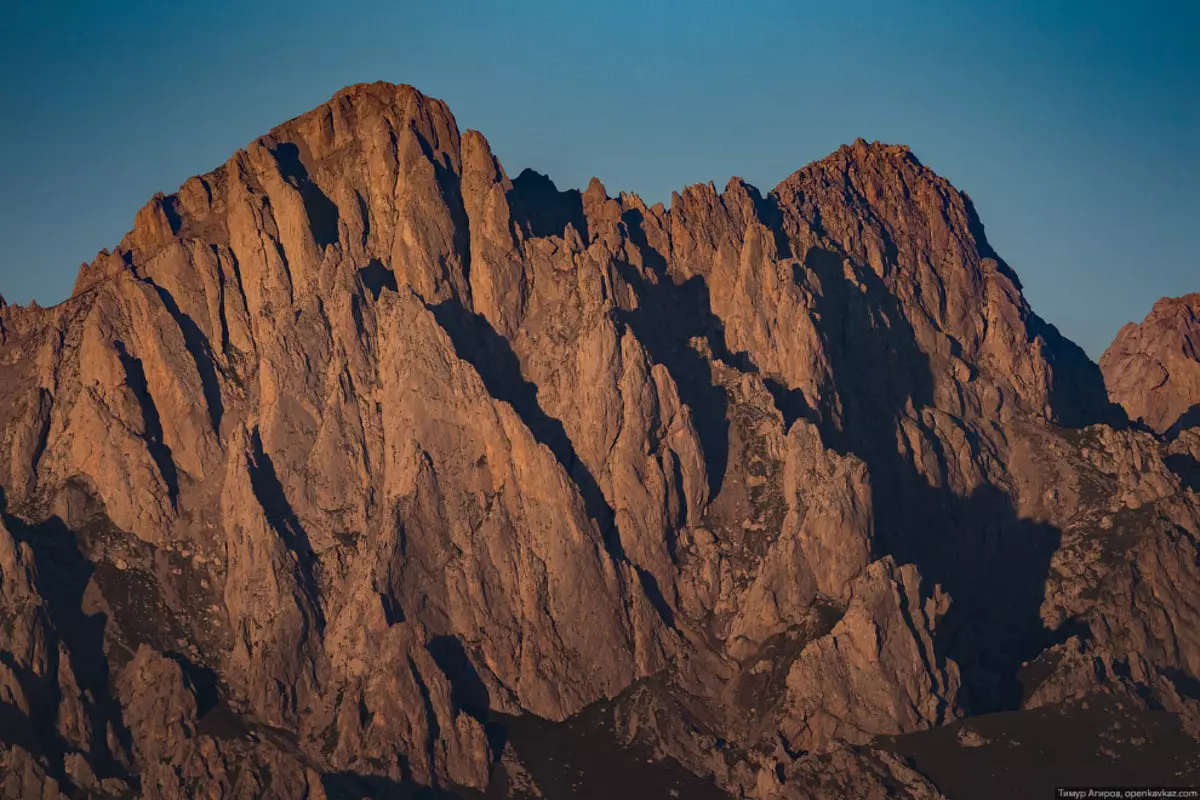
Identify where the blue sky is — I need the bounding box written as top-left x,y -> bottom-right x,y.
1,0 -> 1196,357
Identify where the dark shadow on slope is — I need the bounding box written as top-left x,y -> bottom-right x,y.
963,193 -> 1116,429
1162,667 -> 1200,701
429,299 -> 617,549
426,635 -> 509,757
427,637 -> 489,721
613,208 -> 758,499
160,195 -> 182,234
611,262 -> 731,499
508,169 -> 589,241
168,650 -> 251,743
762,377 -> 818,430
1167,404 -> 1200,440
1165,452 -> 1200,493
247,429 -> 324,630
429,299 -> 679,630
165,653 -> 220,718
593,201 -> 812,472
410,131 -> 474,295
113,340 -> 179,507
140,277 -> 224,433
408,657 -> 442,791
800,247 -> 935,425
248,429 -> 314,559
748,188 -> 795,262
636,567 -> 676,629
900,483 -> 1063,712
0,702 -> 40,754
273,142 -> 340,250
359,258 -> 398,300
1028,313 -> 1122,429
0,488 -> 137,785
802,245 -> 1064,714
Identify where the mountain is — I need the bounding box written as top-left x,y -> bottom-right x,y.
0,82 -> 1197,799
1101,293 -> 1200,435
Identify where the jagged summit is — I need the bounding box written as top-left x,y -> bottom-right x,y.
0,83 -> 1197,799
63,84 -> 950,310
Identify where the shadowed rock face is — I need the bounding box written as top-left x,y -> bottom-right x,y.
0,82 -> 1196,799
1101,293 -> 1200,435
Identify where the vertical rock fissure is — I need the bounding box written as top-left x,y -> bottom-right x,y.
113,340 -> 179,508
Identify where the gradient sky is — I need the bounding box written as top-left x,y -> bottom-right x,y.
1,1 -> 1196,357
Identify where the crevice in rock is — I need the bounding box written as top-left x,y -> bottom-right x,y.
358,258 -> 398,301
113,340 -> 179,507
164,652 -> 220,718
141,277 -> 224,433
247,429 -> 325,632
412,128 -> 473,300
407,656 -> 441,788
425,635 -> 511,764
610,261 -> 731,498
247,430 -> 312,558
273,142 -> 341,251
428,298 -> 620,557
380,592 -> 406,625
635,567 -> 676,630
762,378 -> 818,431
212,245 -> 233,358
27,388 -> 52,480
426,636 -> 488,721
354,189 -> 371,245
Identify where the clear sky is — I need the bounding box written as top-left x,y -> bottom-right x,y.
1,1 -> 1196,358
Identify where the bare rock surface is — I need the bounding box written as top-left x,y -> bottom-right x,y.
1101,293 -> 1200,434
0,82 -> 1197,797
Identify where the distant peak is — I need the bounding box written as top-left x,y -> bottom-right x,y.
330,80 -> 427,102
1151,292 -> 1200,313
723,175 -> 748,191
845,137 -> 912,155
584,176 -> 608,202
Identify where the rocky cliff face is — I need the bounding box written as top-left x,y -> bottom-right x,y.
1101,293 -> 1200,434
0,82 -> 1196,798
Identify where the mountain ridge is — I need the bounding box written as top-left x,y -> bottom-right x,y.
2,87 -> 980,310
0,81 -> 1197,799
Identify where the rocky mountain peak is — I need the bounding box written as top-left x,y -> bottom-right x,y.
0,83 -> 1197,798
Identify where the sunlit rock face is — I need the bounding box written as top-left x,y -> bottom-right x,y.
1101,292 -> 1200,434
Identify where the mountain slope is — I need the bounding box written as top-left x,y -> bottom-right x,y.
0,82 -> 1197,799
